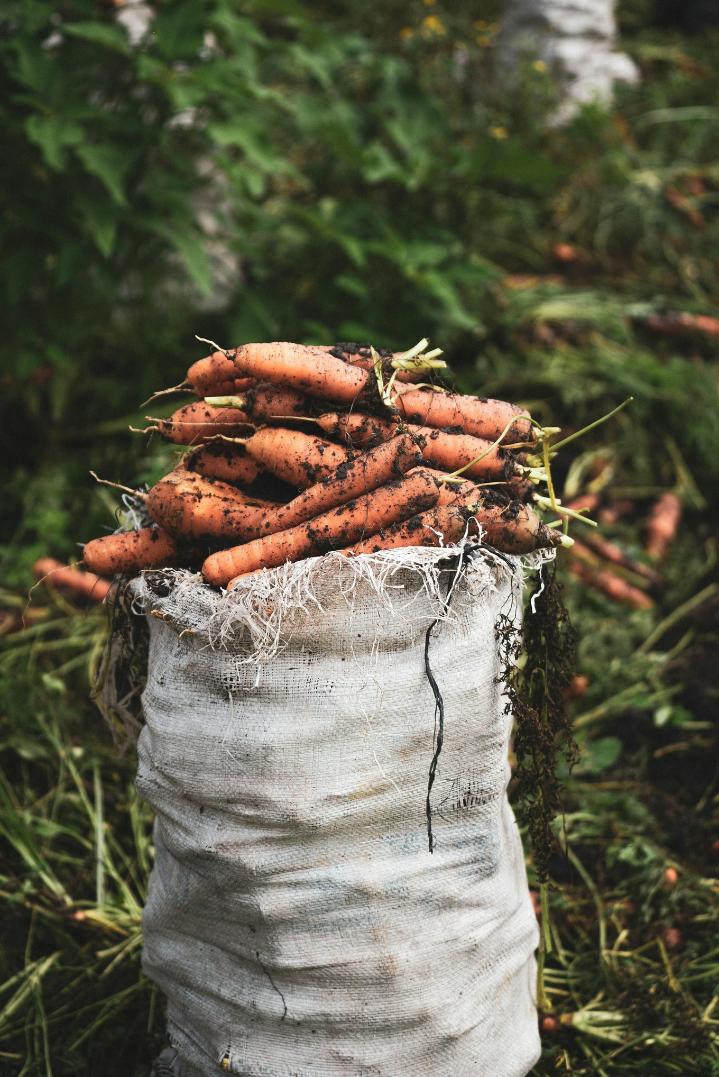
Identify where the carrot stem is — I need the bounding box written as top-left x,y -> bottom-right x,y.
550,398 -> 634,452
204,395 -> 247,409
533,494 -> 598,527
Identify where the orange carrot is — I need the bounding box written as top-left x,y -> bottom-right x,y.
241,427 -> 355,488
218,342 -> 369,402
315,411 -> 392,448
146,471 -> 274,541
206,382 -> 308,421
83,527 -> 183,576
185,443 -> 262,486
569,560 -> 654,609
33,558 -> 112,602
393,388 -> 534,443
148,402 -> 254,445
186,351 -> 245,395
257,434 -> 422,536
343,494 -> 567,557
316,412 -> 522,480
341,504 -> 472,556
418,468 -> 480,506
645,492 -> 682,560
203,469 -> 439,586
577,534 -> 661,587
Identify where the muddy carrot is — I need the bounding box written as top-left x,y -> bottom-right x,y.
393,389 -> 534,443
203,469 -> 439,586
218,342 -> 369,402
83,527 -> 184,576
342,496 -> 568,556
33,558 -> 112,602
316,412 -> 522,480
185,443 -> 262,486
240,427 -> 355,488
205,382 -> 308,421
143,402 -> 254,445
146,471 -> 274,541
257,434 -> 421,536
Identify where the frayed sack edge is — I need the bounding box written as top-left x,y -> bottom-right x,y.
129,540 -> 556,666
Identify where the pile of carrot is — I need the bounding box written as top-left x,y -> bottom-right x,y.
80,338 -> 578,590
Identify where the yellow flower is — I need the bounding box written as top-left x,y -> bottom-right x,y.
477,35 -> 490,47
532,59 -> 548,73
400,26 -> 414,41
420,14 -> 445,36
489,125 -> 508,140
422,0 -> 437,6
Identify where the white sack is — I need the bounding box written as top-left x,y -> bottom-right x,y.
134,547 -> 543,1076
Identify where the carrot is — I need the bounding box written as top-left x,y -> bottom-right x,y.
315,411 -> 392,447
419,468 -> 480,506
393,389 -> 534,443
83,527 -> 183,576
645,492 -> 682,560
577,534 -> 661,588
316,412 -> 522,480
564,674 -> 589,701
185,443 -> 262,486
343,494 -> 568,557
203,469 -> 439,586
145,402 -> 254,445
205,382 -> 308,421
33,558 -> 112,602
219,342 -> 369,402
569,560 -> 654,610
146,471 -> 274,541
240,427 -> 355,488
186,351 -> 245,395
341,504 -> 471,555
256,434 -> 422,536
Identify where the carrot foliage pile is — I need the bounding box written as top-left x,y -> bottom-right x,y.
81,338 -> 578,588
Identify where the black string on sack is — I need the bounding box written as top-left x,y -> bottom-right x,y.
424,545 -> 474,853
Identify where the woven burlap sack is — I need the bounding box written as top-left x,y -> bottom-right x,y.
134,547 -> 542,1076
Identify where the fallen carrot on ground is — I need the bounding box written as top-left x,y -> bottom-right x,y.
645,492 -> 682,560
569,560 -> 654,609
578,533 -> 661,588
33,558 -> 112,602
